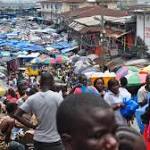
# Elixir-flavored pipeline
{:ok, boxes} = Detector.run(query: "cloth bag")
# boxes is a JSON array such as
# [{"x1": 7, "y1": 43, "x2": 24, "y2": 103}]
[{"x1": 120, "y1": 98, "x2": 139, "y2": 120}]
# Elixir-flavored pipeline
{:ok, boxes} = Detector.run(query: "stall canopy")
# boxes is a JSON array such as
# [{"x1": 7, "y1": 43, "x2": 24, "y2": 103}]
[
  {"x1": 50, "y1": 41, "x2": 78, "y2": 52},
  {"x1": 17, "y1": 52, "x2": 40, "y2": 58},
  {"x1": 126, "y1": 73, "x2": 147, "y2": 87},
  {"x1": 0, "y1": 34, "x2": 7, "y2": 39},
  {"x1": 61, "y1": 46, "x2": 78, "y2": 54},
  {"x1": 0, "y1": 39, "x2": 45, "y2": 52}
]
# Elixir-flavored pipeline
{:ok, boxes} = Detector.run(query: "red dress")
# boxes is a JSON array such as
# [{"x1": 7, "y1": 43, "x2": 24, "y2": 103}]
[{"x1": 143, "y1": 125, "x2": 150, "y2": 150}]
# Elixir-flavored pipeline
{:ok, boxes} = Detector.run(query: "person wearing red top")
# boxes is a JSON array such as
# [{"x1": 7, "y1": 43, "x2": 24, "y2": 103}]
[{"x1": 6, "y1": 88, "x2": 18, "y2": 104}]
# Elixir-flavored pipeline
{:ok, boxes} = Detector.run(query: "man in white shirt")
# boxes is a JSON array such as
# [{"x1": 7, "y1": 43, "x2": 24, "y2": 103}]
[
  {"x1": 119, "y1": 77, "x2": 131, "y2": 100},
  {"x1": 137, "y1": 74, "x2": 150, "y2": 106},
  {"x1": 14, "y1": 72, "x2": 63, "y2": 150}
]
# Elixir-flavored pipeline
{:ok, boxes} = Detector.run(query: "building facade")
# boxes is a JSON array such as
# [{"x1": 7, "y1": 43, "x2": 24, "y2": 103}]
[
  {"x1": 87, "y1": 0, "x2": 117, "y2": 9},
  {"x1": 135, "y1": 10, "x2": 150, "y2": 50},
  {"x1": 137, "y1": 0, "x2": 150, "y2": 4},
  {"x1": 39, "y1": 0, "x2": 118, "y2": 22},
  {"x1": 39, "y1": 0, "x2": 91, "y2": 22}
]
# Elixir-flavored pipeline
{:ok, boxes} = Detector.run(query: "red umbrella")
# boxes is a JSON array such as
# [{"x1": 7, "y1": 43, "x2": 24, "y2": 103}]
[{"x1": 55, "y1": 55, "x2": 69, "y2": 64}]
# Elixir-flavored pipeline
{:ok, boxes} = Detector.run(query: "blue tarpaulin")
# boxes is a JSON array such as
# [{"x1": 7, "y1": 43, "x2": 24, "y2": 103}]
[
  {"x1": 0, "y1": 39, "x2": 45, "y2": 52},
  {"x1": 0, "y1": 51, "x2": 10, "y2": 57},
  {"x1": 50, "y1": 41, "x2": 77, "y2": 51},
  {"x1": 0, "y1": 34, "x2": 7, "y2": 39},
  {"x1": 61, "y1": 46, "x2": 78, "y2": 54}
]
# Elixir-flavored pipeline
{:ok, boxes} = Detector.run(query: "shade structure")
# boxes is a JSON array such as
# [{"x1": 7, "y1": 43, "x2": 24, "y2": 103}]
[
  {"x1": 103, "y1": 71, "x2": 116, "y2": 86},
  {"x1": 84, "y1": 72, "x2": 100, "y2": 79},
  {"x1": 42, "y1": 57, "x2": 56, "y2": 65},
  {"x1": 61, "y1": 46, "x2": 78, "y2": 54},
  {"x1": 31, "y1": 57, "x2": 42, "y2": 64},
  {"x1": 0, "y1": 86, "x2": 6, "y2": 96},
  {"x1": 90, "y1": 71, "x2": 116, "y2": 86},
  {"x1": 126, "y1": 73, "x2": 147, "y2": 87},
  {"x1": 46, "y1": 47, "x2": 60, "y2": 54},
  {"x1": 87, "y1": 54, "x2": 99, "y2": 61},
  {"x1": 90, "y1": 72, "x2": 104, "y2": 83},
  {"x1": 55, "y1": 55, "x2": 69, "y2": 64},
  {"x1": 140, "y1": 65, "x2": 150, "y2": 74},
  {"x1": 42, "y1": 58, "x2": 50, "y2": 65},
  {"x1": 116, "y1": 66, "x2": 140, "y2": 80}
]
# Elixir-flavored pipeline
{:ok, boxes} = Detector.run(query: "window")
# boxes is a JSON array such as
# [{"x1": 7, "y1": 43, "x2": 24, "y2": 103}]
[
  {"x1": 70, "y1": 4, "x2": 79, "y2": 11},
  {"x1": 55, "y1": 3, "x2": 62, "y2": 13},
  {"x1": 46, "y1": 4, "x2": 49, "y2": 9}
]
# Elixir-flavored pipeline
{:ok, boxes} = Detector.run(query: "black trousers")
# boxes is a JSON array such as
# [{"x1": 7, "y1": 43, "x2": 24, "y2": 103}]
[{"x1": 34, "y1": 140, "x2": 63, "y2": 150}]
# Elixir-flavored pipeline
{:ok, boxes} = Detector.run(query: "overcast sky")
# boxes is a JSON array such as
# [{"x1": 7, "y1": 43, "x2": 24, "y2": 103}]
[{"x1": 0, "y1": 0, "x2": 37, "y2": 3}]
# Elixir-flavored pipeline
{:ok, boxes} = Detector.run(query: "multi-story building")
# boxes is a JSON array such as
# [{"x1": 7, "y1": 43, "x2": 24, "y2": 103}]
[
  {"x1": 137, "y1": 0, "x2": 150, "y2": 4},
  {"x1": 38, "y1": 0, "x2": 118, "y2": 22},
  {"x1": 39, "y1": 0, "x2": 90, "y2": 22},
  {"x1": 118, "y1": 0, "x2": 150, "y2": 9},
  {"x1": 87, "y1": 0, "x2": 117, "y2": 9},
  {"x1": 134, "y1": 9, "x2": 150, "y2": 50}
]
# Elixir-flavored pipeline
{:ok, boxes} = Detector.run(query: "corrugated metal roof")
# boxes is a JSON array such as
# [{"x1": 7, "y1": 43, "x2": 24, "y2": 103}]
[
  {"x1": 74, "y1": 15, "x2": 133, "y2": 26},
  {"x1": 62, "y1": 5, "x2": 129, "y2": 19}
]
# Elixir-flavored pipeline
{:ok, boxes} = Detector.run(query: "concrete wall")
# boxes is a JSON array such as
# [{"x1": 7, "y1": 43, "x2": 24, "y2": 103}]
[
  {"x1": 136, "y1": 13, "x2": 150, "y2": 49},
  {"x1": 107, "y1": 2, "x2": 117, "y2": 9},
  {"x1": 137, "y1": 0, "x2": 150, "y2": 4},
  {"x1": 144, "y1": 15, "x2": 150, "y2": 49}
]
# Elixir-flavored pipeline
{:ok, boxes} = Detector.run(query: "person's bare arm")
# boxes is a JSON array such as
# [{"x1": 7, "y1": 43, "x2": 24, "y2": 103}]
[
  {"x1": 14, "y1": 120, "x2": 25, "y2": 128},
  {"x1": 0, "y1": 118, "x2": 14, "y2": 143},
  {"x1": 14, "y1": 108, "x2": 37, "y2": 129},
  {"x1": 5, "y1": 121, "x2": 14, "y2": 143},
  {"x1": 112, "y1": 103, "x2": 124, "y2": 110}
]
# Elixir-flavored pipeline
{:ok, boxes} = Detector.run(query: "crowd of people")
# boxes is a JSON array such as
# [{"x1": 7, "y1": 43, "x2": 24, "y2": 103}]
[{"x1": 0, "y1": 65, "x2": 150, "y2": 150}]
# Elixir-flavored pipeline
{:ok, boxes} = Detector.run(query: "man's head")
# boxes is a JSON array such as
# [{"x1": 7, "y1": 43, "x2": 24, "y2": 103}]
[
  {"x1": 17, "y1": 80, "x2": 28, "y2": 96},
  {"x1": 78, "y1": 75, "x2": 88, "y2": 86},
  {"x1": 39, "y1": 72, "x2": 54, "y2": 90},
  {"x1": 108, "y1": 79, "x2": 120, "y2": 95},
  {"x1": 116, "y1": 126, "x2": 146, "y2": 150},
  {"x1": 56, "y1": 94, "x2": 118, "y2": 150},
  {"x1": 6, "y1": 102, "x2": 17, "y2": 116},
  {"x1": 7, "y1": 88, "x2": 17, "y2": 98},
  {"x1": 120, "y1": 77, "x2": 128, "y2": 88}
]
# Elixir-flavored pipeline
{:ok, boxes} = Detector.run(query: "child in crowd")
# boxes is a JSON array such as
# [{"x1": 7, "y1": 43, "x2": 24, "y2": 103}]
[
  {"x1": 56, "y1": 94, "x2": 118, "y2": 150},
  {"x1": 94, "y1": 77, "x2": 106, "y2": 98},
  {"x1": 116, "y1": 126, "x2": 146, "y2": 150}
]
